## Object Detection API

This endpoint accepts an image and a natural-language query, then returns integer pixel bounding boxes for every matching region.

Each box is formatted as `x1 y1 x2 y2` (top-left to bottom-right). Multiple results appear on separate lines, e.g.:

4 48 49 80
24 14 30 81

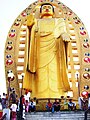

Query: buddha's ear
27 14 35 27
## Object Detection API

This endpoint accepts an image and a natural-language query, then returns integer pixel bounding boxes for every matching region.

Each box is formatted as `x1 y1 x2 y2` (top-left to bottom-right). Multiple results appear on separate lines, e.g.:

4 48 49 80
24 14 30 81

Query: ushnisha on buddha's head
40 3 54 18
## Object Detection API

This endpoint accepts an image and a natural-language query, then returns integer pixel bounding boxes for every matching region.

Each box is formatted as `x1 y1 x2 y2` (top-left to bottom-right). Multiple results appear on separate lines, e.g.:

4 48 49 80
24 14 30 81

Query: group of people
0 91 27 120
46 99 60 113
46 97 90 112
0 90 36 120
1 90 90 120
46 98 76 112
0 91 19 120
19 95 37 119
45 98 76 112
19 98 61 114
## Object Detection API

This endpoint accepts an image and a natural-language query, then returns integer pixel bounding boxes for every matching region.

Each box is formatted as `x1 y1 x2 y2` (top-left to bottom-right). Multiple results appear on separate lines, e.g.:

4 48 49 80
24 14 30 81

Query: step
25 111 85 120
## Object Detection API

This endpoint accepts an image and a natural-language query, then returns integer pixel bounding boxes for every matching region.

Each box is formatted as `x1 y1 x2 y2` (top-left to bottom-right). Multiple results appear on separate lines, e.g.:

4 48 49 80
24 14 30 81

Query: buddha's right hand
27 14 35 27
61 32 70 42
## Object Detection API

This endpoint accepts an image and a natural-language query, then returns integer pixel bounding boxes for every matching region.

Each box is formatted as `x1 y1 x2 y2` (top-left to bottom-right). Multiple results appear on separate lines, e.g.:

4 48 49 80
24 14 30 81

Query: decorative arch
4 0 90 99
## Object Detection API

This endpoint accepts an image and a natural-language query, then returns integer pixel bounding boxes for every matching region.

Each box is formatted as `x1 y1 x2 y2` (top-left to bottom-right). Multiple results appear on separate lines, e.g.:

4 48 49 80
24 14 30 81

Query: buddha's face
40 4 54 17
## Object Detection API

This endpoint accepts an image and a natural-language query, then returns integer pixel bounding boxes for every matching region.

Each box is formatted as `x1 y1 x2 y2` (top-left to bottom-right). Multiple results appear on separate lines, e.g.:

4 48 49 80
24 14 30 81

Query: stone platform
25 111 86 120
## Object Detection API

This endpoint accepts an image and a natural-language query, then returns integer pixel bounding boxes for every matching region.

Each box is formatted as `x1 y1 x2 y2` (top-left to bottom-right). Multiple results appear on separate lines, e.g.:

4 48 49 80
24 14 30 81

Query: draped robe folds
23 18 70 98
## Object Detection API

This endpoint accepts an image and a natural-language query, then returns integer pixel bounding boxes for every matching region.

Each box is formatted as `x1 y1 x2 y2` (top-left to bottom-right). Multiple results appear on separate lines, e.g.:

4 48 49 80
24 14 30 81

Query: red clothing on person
11 111 16 120
22 97 25 104
47 102 52 108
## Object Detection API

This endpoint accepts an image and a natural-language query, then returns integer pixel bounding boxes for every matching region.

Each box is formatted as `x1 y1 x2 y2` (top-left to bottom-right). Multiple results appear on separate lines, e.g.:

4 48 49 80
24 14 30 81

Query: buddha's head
40 3 54 18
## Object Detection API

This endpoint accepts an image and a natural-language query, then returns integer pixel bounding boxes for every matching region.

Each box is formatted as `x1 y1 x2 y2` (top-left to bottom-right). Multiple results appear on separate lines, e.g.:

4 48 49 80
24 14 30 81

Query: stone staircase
25 111 87 120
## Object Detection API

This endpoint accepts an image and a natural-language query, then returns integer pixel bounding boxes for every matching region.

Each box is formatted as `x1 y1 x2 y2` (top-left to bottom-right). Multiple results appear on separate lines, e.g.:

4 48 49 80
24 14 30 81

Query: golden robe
23 18 70 98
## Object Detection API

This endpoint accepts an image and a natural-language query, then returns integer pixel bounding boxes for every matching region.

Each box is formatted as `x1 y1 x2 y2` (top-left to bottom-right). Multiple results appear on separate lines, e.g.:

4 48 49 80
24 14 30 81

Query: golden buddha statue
4 0 90 100
23 2 70 98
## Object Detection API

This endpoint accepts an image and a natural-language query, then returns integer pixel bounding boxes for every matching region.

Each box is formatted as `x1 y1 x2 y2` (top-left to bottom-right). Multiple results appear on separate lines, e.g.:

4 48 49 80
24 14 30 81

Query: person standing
19 95 25 119
10 91 17 103
10 100 17 120
78 96 84 110
1 93 6 109
0 95 2 109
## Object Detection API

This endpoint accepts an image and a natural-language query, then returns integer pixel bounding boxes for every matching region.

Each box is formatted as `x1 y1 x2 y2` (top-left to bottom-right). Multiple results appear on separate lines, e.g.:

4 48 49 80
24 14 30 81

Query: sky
0 0 90 96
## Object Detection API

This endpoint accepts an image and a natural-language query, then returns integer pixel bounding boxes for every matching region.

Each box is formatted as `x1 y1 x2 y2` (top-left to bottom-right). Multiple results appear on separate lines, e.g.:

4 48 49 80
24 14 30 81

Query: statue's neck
42 16 53 18
40 14 53 19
